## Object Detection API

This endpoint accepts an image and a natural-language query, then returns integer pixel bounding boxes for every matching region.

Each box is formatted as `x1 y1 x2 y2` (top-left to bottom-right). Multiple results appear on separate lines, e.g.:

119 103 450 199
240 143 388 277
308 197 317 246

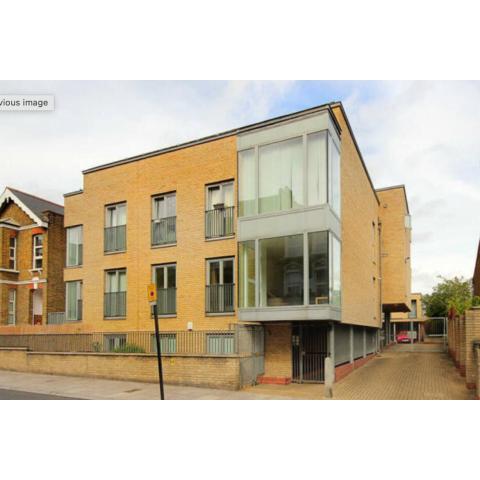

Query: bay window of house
66 225 83 267
66 281 82 321
152 193 176 246
104 269 126 318
206 257 234 313
104 203 126 253
239 231 341 308
32 234 43 269
238 130 340 217
153 264 176 315
7 289 16 325
9 236 16 270
205 181 234 239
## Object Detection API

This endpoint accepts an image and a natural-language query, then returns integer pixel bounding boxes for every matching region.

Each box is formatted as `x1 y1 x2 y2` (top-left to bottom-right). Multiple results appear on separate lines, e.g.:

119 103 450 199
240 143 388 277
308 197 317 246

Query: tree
423 276 480 317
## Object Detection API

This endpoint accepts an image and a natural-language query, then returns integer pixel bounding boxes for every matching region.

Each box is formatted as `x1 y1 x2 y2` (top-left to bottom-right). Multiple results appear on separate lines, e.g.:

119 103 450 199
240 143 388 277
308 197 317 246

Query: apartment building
391 292 425 342
0 187 65 328
376 185 412 345
59 102 411 385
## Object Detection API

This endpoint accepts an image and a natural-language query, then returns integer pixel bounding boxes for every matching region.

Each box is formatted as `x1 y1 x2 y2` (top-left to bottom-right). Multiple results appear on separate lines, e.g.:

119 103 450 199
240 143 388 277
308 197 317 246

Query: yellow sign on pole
147 284 157 304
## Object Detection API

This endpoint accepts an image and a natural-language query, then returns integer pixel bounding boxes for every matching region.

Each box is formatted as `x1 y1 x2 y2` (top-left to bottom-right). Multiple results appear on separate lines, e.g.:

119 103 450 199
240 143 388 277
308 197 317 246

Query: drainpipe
378 220 383 349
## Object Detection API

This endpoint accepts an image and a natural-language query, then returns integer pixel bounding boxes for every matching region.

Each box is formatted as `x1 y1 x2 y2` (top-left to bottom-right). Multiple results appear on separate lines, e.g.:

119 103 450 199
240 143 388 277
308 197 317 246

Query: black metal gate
292 324 328 383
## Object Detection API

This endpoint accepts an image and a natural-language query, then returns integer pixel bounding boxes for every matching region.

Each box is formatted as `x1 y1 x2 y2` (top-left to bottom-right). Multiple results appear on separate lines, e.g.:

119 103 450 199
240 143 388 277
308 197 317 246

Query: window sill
151 243 177 249
104 250 126 255
104 317 127 320
151 314 177 318
0 268 19 274
65 265 83 269
205 235 235 242
206 312 235 317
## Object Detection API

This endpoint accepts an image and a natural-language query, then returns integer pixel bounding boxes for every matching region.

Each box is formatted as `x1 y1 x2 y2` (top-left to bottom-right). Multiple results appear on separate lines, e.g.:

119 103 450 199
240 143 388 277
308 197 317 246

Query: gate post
324 356 334 399
329 322 335 377
350 326 354 363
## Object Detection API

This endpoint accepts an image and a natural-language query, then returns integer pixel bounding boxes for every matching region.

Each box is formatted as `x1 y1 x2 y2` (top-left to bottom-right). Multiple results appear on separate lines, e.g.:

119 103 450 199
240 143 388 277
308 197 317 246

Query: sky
1 80 479 294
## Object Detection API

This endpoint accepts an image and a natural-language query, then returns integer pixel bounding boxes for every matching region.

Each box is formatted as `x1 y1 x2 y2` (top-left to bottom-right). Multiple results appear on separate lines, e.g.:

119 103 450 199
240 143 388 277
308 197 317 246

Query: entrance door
32 289 43 325
292 324 328 383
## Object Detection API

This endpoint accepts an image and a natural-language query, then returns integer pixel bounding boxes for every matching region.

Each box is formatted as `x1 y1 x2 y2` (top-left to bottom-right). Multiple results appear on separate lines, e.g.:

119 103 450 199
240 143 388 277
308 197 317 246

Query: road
0 388 80 400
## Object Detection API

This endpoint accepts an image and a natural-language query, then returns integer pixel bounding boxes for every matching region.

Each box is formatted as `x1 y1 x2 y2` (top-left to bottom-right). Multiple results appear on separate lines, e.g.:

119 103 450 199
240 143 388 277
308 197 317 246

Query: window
238 149 256 216
308 231 329 304
66 281 82 321
104 269 127 317
7 289 16 325
8 236 16 270
207 333 235 354
307 131 327 206
259 235 304 307
104 334 126 352
153 264 176 315
259 137 303 214
330 235 341 306
66 226 83 266
105 203 127 252
205 181 234 239
239 231 341 309
206 257 234 313
238 240 255 308
152 193 176 245
32 234 43 269
238 130 340 217
328 135 341 217
151 333 177 354
410 299 417 318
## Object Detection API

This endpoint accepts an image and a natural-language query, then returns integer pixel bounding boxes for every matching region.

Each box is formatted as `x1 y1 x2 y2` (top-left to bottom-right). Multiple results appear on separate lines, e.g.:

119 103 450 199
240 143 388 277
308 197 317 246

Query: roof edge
82 102 341 175
64 189 84 198
376 184 410 214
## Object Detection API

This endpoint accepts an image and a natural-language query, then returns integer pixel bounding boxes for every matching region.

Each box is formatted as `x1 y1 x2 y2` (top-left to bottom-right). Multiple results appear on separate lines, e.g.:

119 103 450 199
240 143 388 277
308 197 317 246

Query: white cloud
344 81 480 293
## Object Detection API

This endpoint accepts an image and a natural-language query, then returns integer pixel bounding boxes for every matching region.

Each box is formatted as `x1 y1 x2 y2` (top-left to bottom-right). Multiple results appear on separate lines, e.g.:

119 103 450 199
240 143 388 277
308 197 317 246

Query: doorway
292 324 329 383
32 289 43 325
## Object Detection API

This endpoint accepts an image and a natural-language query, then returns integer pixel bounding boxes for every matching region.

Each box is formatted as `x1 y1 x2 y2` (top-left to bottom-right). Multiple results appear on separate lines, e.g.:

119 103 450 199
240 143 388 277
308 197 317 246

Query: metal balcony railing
104 292 127 318
205 206 234 239
104 225 126 253
206 284 235 314
157 288 177 315
151 216 176 246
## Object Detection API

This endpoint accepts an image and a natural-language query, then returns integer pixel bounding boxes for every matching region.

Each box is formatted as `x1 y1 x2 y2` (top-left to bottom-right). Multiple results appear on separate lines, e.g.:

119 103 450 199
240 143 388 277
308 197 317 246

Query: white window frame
9 236 16 270
152 192 176 220
32 234 43 270
105 269 127 293
152 263 177 289
206 181 234 210
66 225 83 267
105 202 127 227
7 289 16 325
66 280 82 321
206 257 234 286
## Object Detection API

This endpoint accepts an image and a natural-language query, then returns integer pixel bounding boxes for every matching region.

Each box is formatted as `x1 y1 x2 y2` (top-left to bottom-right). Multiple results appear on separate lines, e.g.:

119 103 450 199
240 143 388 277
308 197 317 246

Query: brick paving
248 344 474 400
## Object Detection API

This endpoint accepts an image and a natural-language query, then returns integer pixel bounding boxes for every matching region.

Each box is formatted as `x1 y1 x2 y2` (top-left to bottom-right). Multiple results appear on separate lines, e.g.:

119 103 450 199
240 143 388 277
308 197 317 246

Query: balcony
151 216 176 246
104 291 127 318
205 206 234 239
206 284 235 314
104 225 126 253
157 287 176 315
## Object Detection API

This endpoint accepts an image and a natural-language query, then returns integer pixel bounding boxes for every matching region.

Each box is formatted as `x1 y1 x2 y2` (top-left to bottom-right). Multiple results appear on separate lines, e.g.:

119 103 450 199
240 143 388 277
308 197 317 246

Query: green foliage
423 276 479 317
112 343 145 353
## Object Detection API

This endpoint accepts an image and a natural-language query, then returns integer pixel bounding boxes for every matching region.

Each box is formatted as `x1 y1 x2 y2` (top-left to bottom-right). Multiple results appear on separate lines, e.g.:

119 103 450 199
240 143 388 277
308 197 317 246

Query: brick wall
0 347 242 390
262 324 292 381
465 308 480 388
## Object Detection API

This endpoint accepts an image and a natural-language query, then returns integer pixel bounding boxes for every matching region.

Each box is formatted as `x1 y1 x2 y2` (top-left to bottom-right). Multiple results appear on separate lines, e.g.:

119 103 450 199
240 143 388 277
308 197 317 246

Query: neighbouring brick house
55 101 412 386
391 292 425 342
0 187 65 329
473 240 480 297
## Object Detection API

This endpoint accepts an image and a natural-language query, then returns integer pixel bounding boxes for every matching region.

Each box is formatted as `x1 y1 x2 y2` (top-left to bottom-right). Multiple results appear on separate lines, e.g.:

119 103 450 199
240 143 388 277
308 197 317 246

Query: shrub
112 343 145 353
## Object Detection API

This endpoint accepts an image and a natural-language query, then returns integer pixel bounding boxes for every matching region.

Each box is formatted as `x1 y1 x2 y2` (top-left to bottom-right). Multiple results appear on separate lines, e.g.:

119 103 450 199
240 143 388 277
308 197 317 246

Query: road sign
147 284 157 304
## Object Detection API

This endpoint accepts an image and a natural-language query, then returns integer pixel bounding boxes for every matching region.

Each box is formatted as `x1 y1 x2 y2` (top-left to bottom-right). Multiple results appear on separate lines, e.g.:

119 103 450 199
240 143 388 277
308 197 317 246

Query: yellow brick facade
64 136 238 333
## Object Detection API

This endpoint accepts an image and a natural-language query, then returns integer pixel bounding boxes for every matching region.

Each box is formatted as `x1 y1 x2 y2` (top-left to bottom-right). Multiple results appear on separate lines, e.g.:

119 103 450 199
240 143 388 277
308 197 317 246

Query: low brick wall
0 347 242 390
335 353 376 382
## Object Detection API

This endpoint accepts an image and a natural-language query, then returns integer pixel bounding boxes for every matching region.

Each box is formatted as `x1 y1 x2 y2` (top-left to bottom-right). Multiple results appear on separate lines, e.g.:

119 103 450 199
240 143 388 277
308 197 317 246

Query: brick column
454 316 460 365
458 315 466 376
475 343 480 400
465 308 480 389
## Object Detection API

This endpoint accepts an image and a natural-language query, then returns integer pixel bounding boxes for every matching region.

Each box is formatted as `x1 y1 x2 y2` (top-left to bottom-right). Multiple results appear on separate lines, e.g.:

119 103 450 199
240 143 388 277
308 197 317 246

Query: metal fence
205 206 235 239
151 217 176 246
104 292 127 318
0 325 264 357
205 284 234 313
104 225 126 252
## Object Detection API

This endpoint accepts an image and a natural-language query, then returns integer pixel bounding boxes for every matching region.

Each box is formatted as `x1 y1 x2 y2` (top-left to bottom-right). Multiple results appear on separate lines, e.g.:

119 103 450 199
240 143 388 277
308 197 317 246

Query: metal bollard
324 356 334 399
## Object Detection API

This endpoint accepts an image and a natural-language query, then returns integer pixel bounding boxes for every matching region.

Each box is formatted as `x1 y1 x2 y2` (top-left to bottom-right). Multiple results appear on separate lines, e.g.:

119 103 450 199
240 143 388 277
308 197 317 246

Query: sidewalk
0 370 293 400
